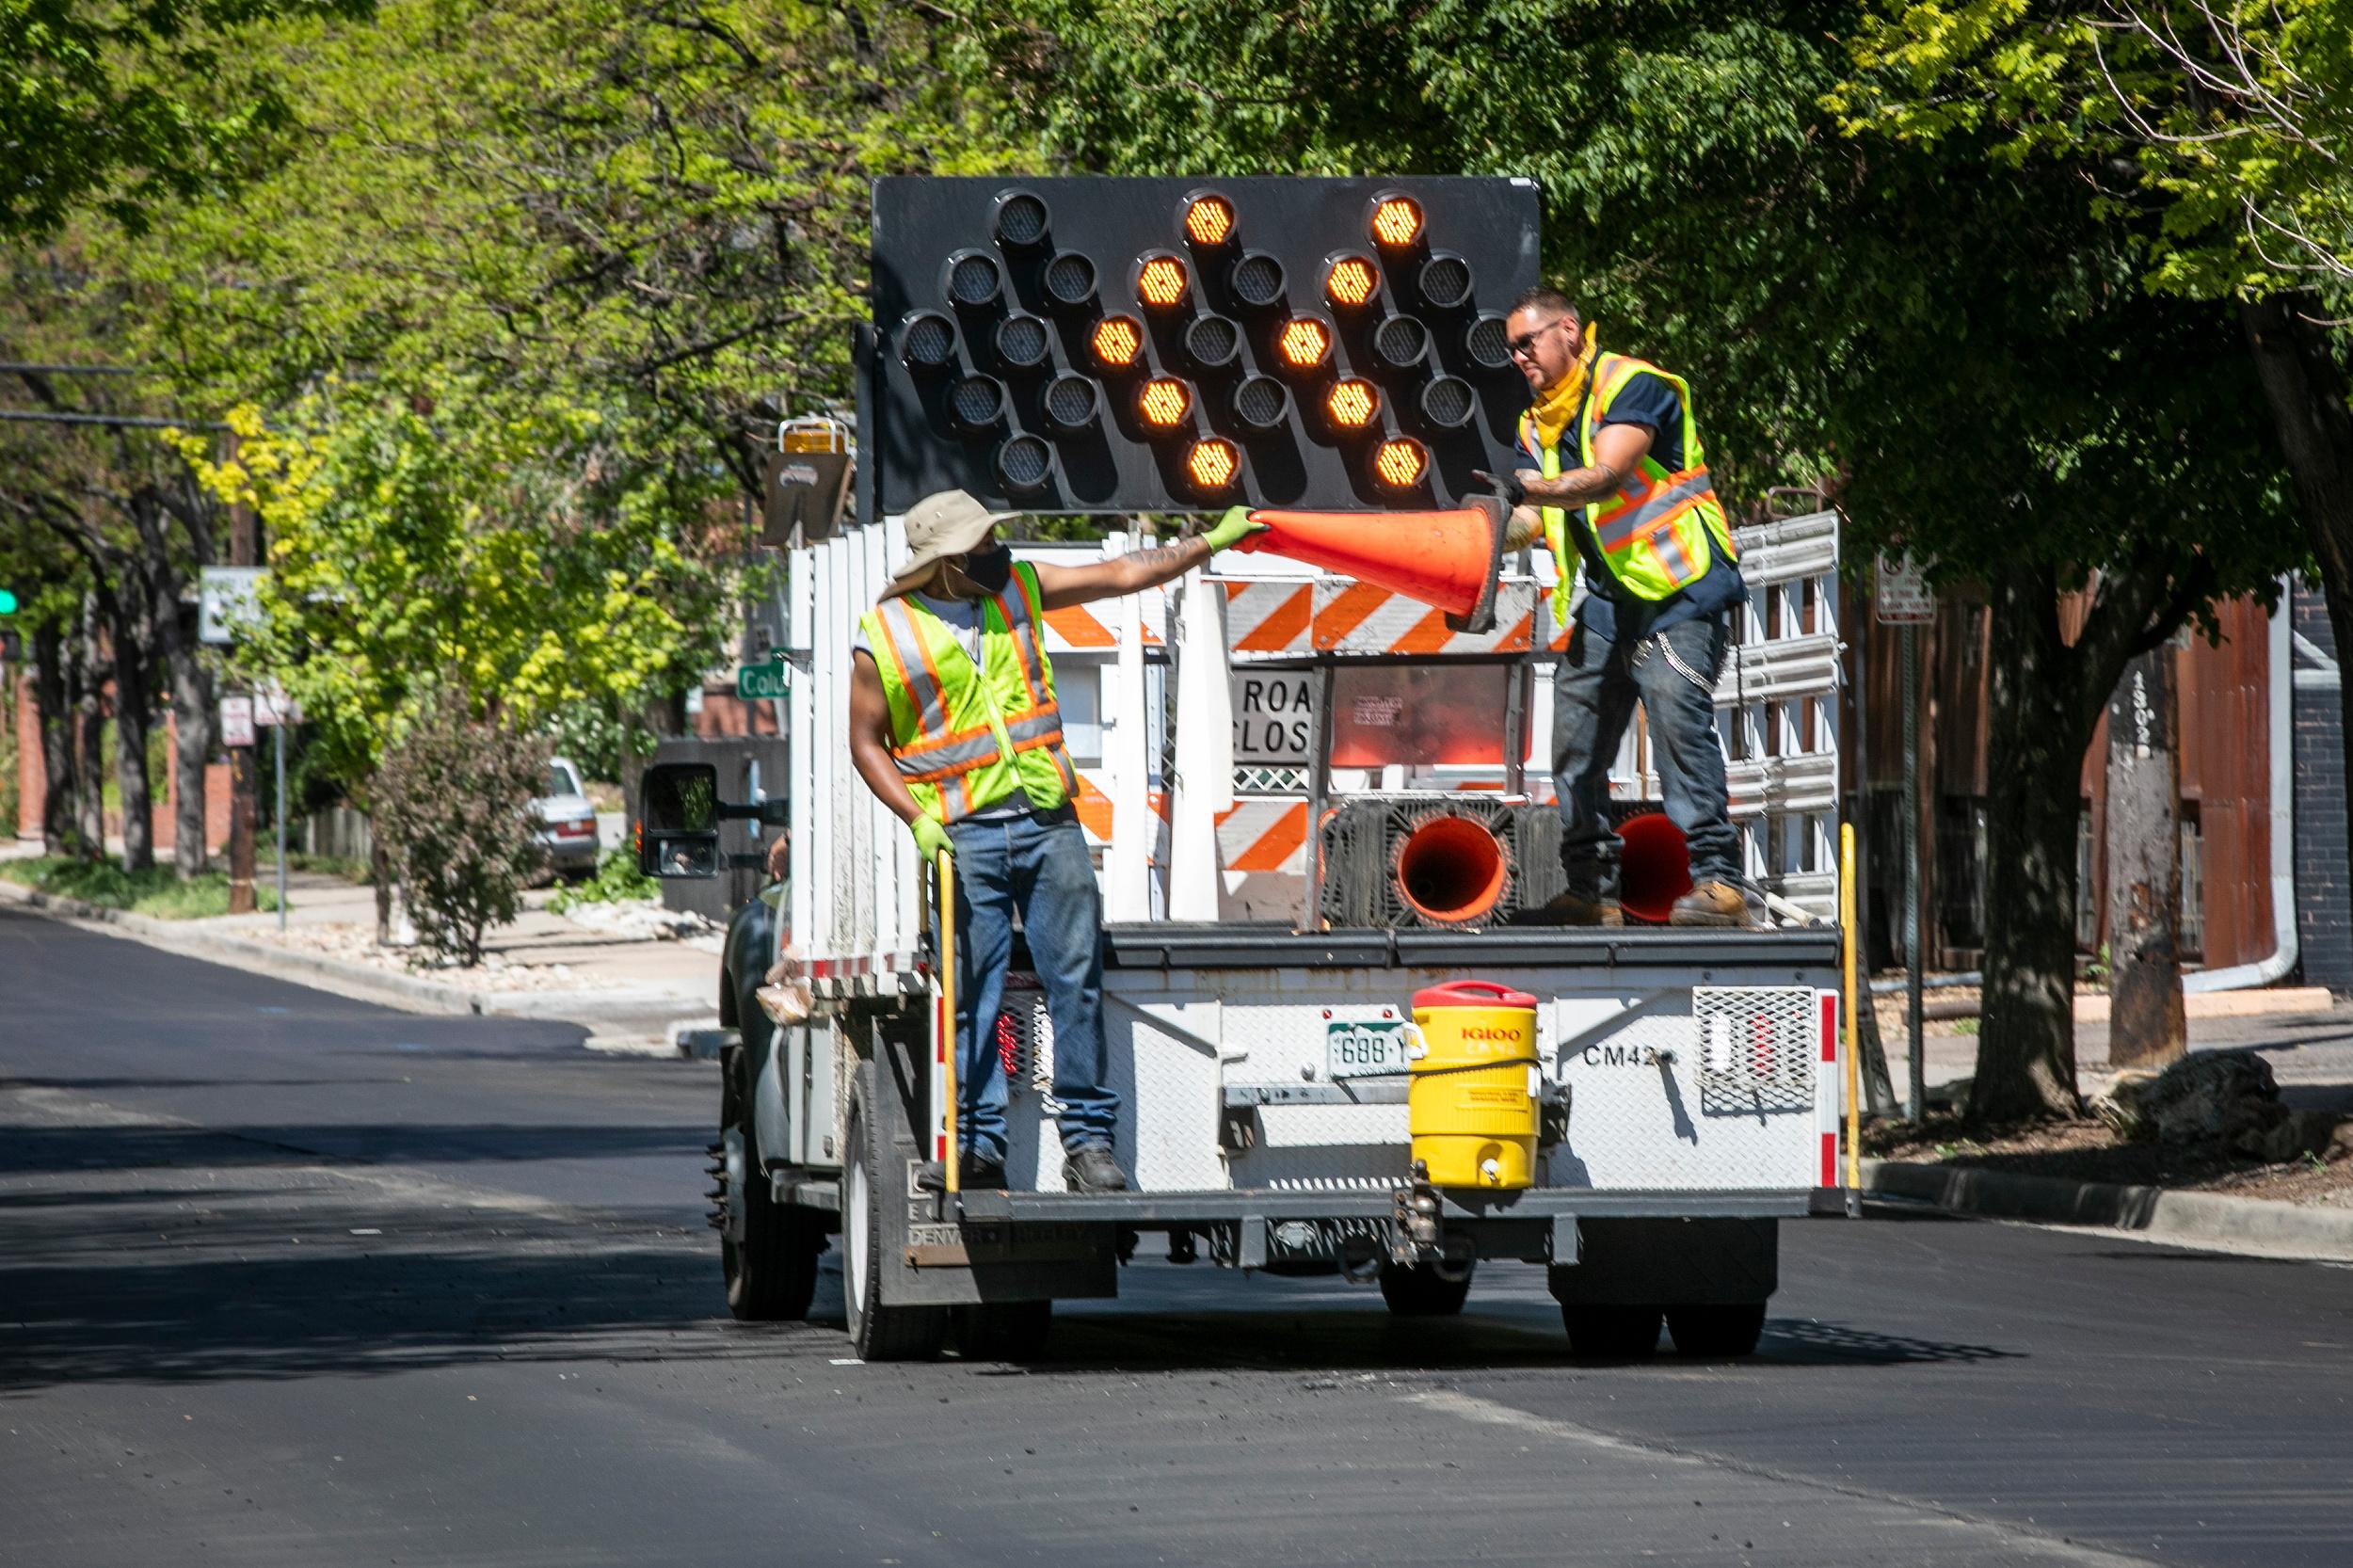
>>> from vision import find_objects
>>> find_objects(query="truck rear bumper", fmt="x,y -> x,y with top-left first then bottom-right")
954,1186 -> 1840,1225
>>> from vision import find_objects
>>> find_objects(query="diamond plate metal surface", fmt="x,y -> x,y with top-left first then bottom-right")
1545,994 -> 1818,1191
1692,985 -> 1817,1115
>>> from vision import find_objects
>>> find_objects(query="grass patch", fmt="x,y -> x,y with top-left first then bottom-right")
1,855 -> 279,919
547,847 -> 660,915
258,848 -> 373,884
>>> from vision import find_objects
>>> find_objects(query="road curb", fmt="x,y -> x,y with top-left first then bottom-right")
0,878 -> 705,1036
1862,1157 -> 2353,1262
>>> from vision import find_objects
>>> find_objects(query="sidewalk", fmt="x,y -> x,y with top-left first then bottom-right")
0,861 -> 720,1047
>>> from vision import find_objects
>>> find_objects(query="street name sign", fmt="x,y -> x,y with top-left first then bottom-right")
738,658 -> 790,700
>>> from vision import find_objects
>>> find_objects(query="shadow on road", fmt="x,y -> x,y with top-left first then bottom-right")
0,1121 -> 704,1175
0,1196 -> 743,1396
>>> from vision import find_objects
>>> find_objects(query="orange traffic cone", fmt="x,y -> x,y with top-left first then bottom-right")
1234,496 -> 1506,633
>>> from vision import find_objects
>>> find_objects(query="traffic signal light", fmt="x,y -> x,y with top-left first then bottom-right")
869,177 -> 1541,514
0,588 -> 17,616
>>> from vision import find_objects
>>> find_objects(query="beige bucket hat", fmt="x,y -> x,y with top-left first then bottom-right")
886,489 -> 1015,594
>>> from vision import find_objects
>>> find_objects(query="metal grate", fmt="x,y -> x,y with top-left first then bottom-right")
1234,765 -> 1306,792
1419,375 -> 1475,429
1374,314 -> 1429,368
948,252 -> 1002,307
1232,374 -> 1289,430
1418,253 -> 1473,310
1230,251 -> 1286,308
1044,250 -> 1096,307
994,313 -> 1049,369
1465,313 -> 1511,369
1045,374 -> 1099,429
1691,986 -> 1817,1116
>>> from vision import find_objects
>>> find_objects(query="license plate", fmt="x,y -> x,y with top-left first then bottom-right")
1325,1017 -> 1412,1080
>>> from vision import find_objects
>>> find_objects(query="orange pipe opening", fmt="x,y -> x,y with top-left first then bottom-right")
1396,815 -> 1508,925
1618,811 -> 1694,924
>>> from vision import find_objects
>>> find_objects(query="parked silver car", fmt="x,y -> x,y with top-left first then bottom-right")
534,756 -> 601,877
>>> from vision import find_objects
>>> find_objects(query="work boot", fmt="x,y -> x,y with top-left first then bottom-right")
1671,880 -> 1762,928
915,1151 -> 1008,1192
1527,888 -> 1624,926
1064,1144 -> 1130,1194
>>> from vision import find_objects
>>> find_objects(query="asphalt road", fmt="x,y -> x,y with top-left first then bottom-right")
5,904 -> 2349,1567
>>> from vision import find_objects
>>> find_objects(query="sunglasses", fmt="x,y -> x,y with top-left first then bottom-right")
1508,316 -> 1572,360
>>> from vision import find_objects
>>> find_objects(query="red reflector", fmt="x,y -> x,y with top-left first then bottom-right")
1820,993 -> 1837,1062
1821,1131 -> 1837,1188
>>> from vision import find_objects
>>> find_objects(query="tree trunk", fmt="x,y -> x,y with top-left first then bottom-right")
2104,647 -> 2185,1068
112,632 -> 155,873
32,622 -> 76,856
2241,292 -> 2353,974
71,597 -> 106,856
371,831 -> 394,946
167,634 -> 212,875
1971,563 -> 2089,1121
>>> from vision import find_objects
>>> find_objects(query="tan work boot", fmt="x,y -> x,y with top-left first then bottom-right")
1531,888 -> 1625,926
1670,881 -> 1760,928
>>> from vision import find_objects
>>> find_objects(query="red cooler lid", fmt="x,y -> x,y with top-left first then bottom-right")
1412,979 -> 1538,1011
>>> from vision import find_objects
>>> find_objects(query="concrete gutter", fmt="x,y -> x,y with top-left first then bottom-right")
1864,1157 -> 2353,1263
0,880 -> 706,1041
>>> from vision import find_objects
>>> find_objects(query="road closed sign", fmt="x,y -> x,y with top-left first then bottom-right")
1231,670 -> 1316,766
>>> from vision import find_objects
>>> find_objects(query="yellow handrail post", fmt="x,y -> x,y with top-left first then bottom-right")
1839,823 -> 1863,1190
938,847 -> 959,1200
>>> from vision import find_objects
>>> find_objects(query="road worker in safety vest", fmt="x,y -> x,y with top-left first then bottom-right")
849,489 -> 1266,1192
1479,285 -> 1762,928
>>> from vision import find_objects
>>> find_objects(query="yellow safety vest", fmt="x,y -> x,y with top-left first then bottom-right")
1520,353 -> 1740,627
857,561 -> 1076,824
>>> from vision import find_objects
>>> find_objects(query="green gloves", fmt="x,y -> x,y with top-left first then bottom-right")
1202,504 -> 1268,553
910,815 -> 953,863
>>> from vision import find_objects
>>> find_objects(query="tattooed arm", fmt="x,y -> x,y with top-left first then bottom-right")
1517,421 -> 1656,507
1032,537 -> 1212,610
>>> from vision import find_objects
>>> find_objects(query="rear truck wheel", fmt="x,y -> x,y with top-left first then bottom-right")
717,1045 -> 822,1321
1562,1304 -> 1663,1362
843,1092 -> 948,1362
1665,1303 -> 1767,1359
1377,1259 -> 1474,1317
954,1300 -> 1054,1362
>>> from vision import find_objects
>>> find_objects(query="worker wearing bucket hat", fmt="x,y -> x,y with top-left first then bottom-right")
849,491 -> 1264,1192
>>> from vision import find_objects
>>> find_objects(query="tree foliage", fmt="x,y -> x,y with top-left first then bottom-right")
1,0 -> 375,240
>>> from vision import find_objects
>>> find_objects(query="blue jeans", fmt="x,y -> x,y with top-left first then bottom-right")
946,813 -> 1118,1162
1552,606 -> 1744,889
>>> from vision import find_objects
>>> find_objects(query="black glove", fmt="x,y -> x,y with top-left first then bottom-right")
1471,468 -> 1527,507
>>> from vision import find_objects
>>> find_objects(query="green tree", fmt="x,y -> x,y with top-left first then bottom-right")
1839,0 -> 2353,1050
177,384 -> 731,937
981,0 -> 2302,1118
1,0 -> 375,240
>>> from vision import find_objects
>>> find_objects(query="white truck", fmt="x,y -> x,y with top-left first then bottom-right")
643,506 -> 1854,1362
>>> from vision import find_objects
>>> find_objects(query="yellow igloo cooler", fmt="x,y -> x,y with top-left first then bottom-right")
1407,979 -> 1543,1189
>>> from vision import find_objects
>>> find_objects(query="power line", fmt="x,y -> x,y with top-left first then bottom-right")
0,408 -> 231,430
0,362 -> 149,376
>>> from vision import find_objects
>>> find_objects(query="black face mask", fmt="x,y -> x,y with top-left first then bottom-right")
957,543 -> 1014,596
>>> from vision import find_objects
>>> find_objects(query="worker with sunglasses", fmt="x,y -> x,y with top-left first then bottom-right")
1479,286 -> 1759,928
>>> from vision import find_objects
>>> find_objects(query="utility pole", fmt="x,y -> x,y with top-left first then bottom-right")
2104,645 -> 2186,1067
226,438 -> 258,915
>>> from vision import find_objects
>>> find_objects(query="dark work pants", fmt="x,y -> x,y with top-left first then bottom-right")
1551,605 -> 1744,890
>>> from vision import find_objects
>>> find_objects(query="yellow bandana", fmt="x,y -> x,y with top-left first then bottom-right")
1529,325 -> 1602,452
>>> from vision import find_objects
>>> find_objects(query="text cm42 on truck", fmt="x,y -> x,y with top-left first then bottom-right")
640,176 -> 1862,1362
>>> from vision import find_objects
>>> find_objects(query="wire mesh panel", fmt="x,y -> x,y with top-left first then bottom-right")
1691,985 -> 1818,1116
